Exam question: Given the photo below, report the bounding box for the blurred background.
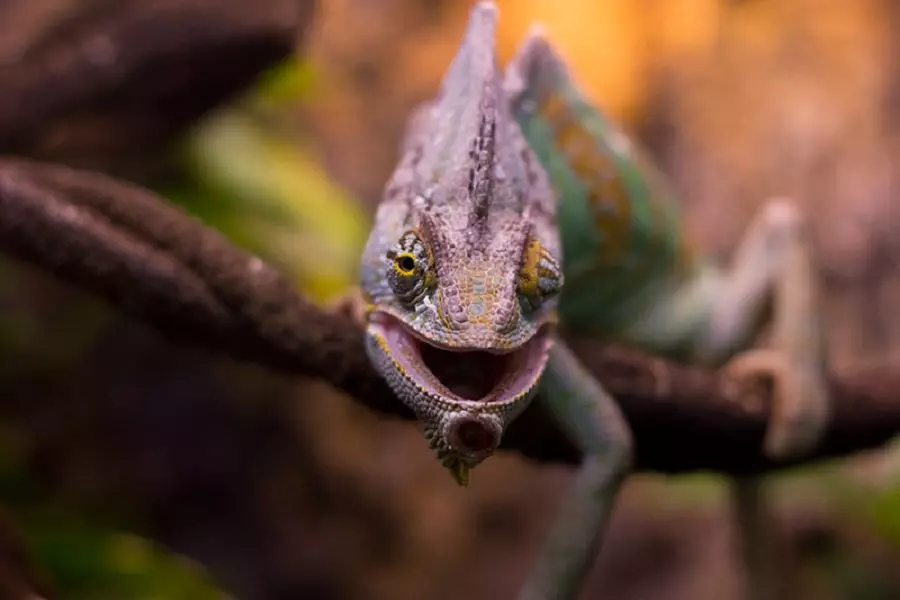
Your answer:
[1,0,900,598]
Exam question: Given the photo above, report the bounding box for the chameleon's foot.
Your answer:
[725,346,828,600]
[724,348,830,459]
[706,197,830,462]
[324,287,371,327]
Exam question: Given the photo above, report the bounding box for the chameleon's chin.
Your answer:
[366,311,553,484]
[366,312,553,407]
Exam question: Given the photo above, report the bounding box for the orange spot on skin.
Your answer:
[540,93,631,265]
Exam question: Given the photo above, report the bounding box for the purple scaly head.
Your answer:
[359,2,563,485]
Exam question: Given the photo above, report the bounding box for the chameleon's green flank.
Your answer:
[505,29,831,458]
[360,3,832,600]
[506,25,831,600]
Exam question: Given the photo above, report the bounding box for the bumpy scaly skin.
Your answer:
[360,3,563,484]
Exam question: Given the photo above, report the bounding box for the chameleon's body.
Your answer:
[506,32,831,600]
[506,34,830,457]
[358,4,831,600]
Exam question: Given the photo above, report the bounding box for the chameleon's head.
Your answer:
[365,215,561,484]
[361,2,563,485]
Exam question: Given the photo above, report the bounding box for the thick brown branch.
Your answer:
[1,158,898,476]
[0,0,314,179]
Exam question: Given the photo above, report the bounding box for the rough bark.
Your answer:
[0,0,314,180]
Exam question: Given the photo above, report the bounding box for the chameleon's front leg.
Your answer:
[701,197,830,461]
[698,198,831,600]
[519,341,632,600]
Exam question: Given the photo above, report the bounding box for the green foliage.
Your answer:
[164,59,369,302]
[0,260,112,381]
[0,57,369,598]
[864,486,900,546]
[0,426,231,599]
[839,440,900,547]
[27,526,232,600]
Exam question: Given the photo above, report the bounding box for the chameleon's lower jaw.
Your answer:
[366,312,553,486]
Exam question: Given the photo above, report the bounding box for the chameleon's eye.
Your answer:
[394,253,417,276]
[386,231,434,304]
[517,234,562,311]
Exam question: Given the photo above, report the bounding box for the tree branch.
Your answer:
[0,0,314,180]
[1,158,898,476]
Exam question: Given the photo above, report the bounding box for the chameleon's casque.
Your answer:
[359,3,563,484]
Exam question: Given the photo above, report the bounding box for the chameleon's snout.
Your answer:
[447,414,500,455]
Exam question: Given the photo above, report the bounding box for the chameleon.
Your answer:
[355,3,831,600]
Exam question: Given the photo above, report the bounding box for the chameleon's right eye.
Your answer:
[386,231,434,304]
[517,233,562,311]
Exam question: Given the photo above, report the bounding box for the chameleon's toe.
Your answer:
[724,348,831,460]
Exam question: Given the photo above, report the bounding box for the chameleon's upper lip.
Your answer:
[369,309,521,354]
[369,304,555,354]
[367,311,553,405]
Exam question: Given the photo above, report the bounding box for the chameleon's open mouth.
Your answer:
[367,313,553,405]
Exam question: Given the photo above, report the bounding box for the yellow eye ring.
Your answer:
[394,253,417,276]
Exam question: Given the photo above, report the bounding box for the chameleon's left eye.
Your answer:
[517,234,562,311]
[386,230,434,304]
[395,254,416,275]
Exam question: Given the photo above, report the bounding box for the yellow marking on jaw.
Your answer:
[373,329,445,400]
[372,326,464,401]
[373,332,408,379]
